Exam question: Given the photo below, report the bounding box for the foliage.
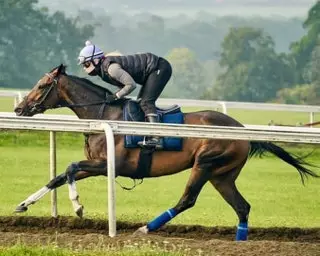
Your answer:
[275,83,318,105]
[309,44,320,86]
[208,27,295,101]
[0,0,318,102]
[0,0,93,89]
[278,21,320,105]
[163,48,206,98]
[290,1,320,84]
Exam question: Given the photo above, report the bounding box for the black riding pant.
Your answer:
[138,57,172,116]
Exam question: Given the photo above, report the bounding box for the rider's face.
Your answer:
[82,61,95,74]
[83,61,91,68]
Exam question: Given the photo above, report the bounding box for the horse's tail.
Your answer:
[249,141,319,184]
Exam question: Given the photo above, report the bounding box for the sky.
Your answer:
[37,0,317,18]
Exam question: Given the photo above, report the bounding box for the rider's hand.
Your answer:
[105,94,118,104]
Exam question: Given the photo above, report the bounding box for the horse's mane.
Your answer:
[68,75,114,96]
[52,64,114,96]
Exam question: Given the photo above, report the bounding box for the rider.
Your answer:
[77,41,172,149]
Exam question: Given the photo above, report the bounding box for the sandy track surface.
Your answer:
[0,216,319,256]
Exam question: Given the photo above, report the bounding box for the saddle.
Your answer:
[123,100,184,151]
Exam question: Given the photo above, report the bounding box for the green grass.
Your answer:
[0,98,16,112]
[0,146,319,228]
[0,96,320,228]
[0,244,185,256]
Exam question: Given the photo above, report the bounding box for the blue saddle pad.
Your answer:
[123,100,184,151]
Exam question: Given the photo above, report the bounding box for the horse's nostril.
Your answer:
[14,107,23,115]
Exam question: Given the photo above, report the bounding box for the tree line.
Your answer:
[0,0,319,104]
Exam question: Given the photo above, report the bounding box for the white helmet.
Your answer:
[77,41,104,65]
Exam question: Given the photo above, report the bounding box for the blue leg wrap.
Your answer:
[147,208,177,231]
[236,222,248,241]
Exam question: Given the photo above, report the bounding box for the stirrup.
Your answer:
[138,137,163,150]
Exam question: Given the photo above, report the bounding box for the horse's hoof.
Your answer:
[14,205,28,213]
[75,205,84,218]
[133,225,149,236]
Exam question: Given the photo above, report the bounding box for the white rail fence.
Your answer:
[1,90,319,124]
[1,113,320,237]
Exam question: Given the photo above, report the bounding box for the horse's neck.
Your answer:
[61,76,123,120]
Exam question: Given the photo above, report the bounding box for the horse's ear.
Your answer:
[57,64,66,75]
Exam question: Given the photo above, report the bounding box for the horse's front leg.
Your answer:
[15,173,67,212]
[15,159,107,215]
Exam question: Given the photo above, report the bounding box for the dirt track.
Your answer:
[0,216,319,256]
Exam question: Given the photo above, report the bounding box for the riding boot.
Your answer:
[138,114,163,149]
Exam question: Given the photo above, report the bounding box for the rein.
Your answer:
[52,100,108,109]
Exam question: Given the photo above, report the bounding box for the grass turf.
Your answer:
[0,146,319,228]
[0,96,319,228]
[0,244,185,256]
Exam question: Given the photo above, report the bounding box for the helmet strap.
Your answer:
[90,45,97,67]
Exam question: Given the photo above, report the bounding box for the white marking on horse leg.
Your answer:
[134,225,149,235]
[18,186,50,207]
[68,181,83,215]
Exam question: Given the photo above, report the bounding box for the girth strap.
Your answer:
[133,148,155,179]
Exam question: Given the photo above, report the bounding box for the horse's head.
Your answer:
[14,64,66,116]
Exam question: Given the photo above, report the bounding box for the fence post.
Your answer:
[101,123,116,237]
[14,97,19,108]
[309,112,314,128]
[220,102,227,114]
[13,92,23,108]
[50,131,58,217]
[18,92,23,102]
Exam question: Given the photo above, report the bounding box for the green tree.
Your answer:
[310,43,320,86]
[163,48,206,99]
[278,2,320,105]
[0,0,93,88]
[290,1,320,84]
[275,84,317,105]
[277,43,320,105]
[209,27,294,102]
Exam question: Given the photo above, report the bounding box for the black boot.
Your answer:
[138,114,163,150]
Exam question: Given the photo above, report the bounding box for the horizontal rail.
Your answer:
[1,114,320,144]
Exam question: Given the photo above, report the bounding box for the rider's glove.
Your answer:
[105,94,118,104]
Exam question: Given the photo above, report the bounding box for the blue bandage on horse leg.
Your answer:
[147,208,177,231]
[236,222,248,241]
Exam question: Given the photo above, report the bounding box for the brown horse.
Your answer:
[14,64,319,240]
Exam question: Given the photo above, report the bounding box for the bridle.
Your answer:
[29,72,118,119]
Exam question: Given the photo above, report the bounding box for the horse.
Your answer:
[14,64,319,241]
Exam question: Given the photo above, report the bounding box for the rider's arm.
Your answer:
[108,63,137,98]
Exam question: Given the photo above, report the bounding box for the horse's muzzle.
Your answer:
[14,107,24,116]
[14,105,38,116]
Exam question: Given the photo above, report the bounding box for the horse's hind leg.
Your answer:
[136,162,211,234]
[210,164,251,241]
